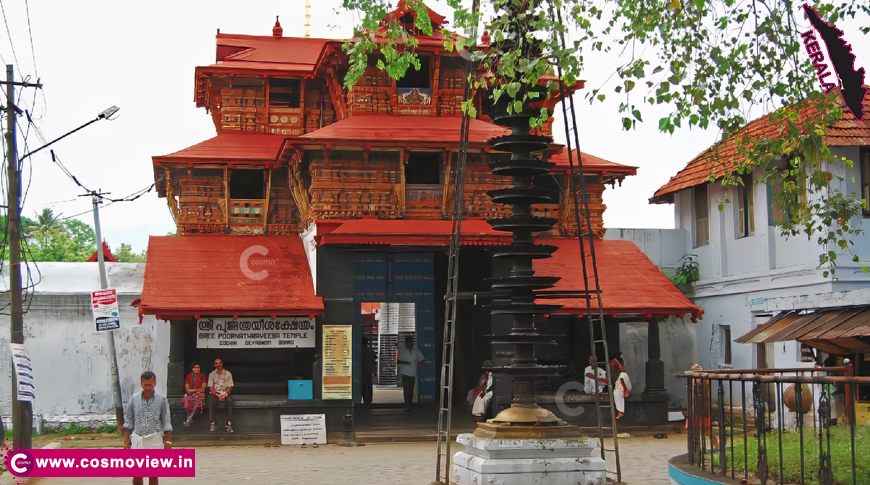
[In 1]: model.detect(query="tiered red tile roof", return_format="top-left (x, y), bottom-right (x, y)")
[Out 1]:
top-left (650, 90), bottom-right (870, 204)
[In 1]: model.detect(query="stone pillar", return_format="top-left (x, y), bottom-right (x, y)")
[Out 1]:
top-left (166, 320), bottom-right (186, 399)
top-left (644, 318), bottom-right (666, 394)
top-left (643, 318), bottom-right (668, 426)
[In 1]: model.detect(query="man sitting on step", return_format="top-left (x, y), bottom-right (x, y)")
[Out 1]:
top-left (207, 358), bottom-right (234, 433)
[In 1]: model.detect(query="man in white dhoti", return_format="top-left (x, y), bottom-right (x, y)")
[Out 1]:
top-left (123, 371), bottom-right (173, 485)
top-left (584, 356), bottom-right (608, 396)
top-left (471, 361), bottom-right (494, 422)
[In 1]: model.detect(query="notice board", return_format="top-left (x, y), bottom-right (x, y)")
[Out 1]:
top-left (280, 414), bottom-right (326, 445)
top-left (322, 325), bottom-right (352, 400)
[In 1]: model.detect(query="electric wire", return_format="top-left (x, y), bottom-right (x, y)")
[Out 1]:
top-left (0, 0), bottom-right (22, 79)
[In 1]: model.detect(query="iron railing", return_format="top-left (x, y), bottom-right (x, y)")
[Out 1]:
top-left (682, 366), bottom-right (870, 485)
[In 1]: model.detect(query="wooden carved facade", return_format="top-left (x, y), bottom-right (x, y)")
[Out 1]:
top-left (159, 10), bottom-right (626, 239)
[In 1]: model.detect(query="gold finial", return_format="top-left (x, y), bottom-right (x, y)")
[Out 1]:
top-left (305, 0), bottom-right (311, 38)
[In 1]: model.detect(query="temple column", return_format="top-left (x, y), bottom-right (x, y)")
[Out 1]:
top-left (642, 317), bottom-right (668, 426)
top-left (644, 318), bottom-right (666, 394)
top-left (166, 320), bottom-right (186, 399)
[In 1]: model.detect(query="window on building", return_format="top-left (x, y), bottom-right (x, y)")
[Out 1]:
top-left (722, 325), bottom-right (732, 365)
top-left (736, 174), bottom-right (755, 238)
top-left (861, 150), bottom-right (870, 216)
top-left (405, 152), bottom-right (442, 184)
top-left (397, 55), bottom-right (430, 89)
top-left (767, 159), bottom-right (805, 225)
top-left (694, 184), bottom-right (709, 247)
top-left (269, 78), bottom-right (301, 108)
top-left (230, 169), bottom-right (266, 199)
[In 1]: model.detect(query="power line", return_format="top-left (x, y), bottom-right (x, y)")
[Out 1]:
top-left (0, 0), bottom-right (22, 78)
top-left (23, 0), bottom-right (36, 79)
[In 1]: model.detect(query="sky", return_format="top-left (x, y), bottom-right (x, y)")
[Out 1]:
top-left (1, 0), bottom-right (867, 253)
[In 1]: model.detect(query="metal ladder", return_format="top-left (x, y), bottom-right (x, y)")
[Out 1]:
top-left (434, 20), bottom-right (476, 483)
top-left (549, 2), bottom-right (622, 481)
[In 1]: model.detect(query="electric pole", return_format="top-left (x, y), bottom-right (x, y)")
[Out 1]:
top-left (85, 190), bottom-right (125, 432)
top-left (7, 64), bottom-right (31, 450)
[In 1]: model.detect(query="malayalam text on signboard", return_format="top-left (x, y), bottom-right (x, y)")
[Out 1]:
top-left (279, 414), bottom-right (326, 445)
top-left (92, 289), bottom-right (121, 332)
top-left (10, 343), bottom-right (35, 402)
top-left (322, 325), bottom-right (352, 400)
top-left (196, 317), bottom-right (315, 348)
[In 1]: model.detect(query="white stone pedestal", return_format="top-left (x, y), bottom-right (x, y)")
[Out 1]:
top-left (453, 432), bottom-right (607, 485)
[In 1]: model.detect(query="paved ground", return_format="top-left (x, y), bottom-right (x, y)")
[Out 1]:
top-left (15, 434), bottom-right (685, 485)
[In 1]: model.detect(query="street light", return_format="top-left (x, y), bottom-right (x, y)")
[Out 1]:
top-left (6, 99), bottom-right (120, 450)
top-left (20, 106), bottom-right (120, 160)
top-left (98, 106), bottom-right (120, 120)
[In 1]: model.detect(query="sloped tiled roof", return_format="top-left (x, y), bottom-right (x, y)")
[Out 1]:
top-left (549, 148), bottom-right (637, 176)
top-left (298, 115), bottom-right (511, 145)
top-left (534, 237), bottom-right (702, 319)
top-left (650, 90), bottom-right (870, 204)
top-left (140, 235), bottom-right (323, 319)
top-left (153, 133), bottom-right (288, 164)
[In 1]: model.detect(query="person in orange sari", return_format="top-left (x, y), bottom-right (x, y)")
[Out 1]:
top-left (181, 363), bottom-right (206, 426)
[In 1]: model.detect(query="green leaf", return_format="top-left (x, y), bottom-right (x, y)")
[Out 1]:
top-left (626, 80), bottom-right (636, 92)
top-left (513, 100), bottom-right (524, 113)
top-left (597, 94), bottom-right (606, 102)
top-left (622, 117), bottom-right (632, 130)
top-left (653, 66), bottom-right (664, 74)
top-left (863, 267), bottom-right (869, 274)
top-left (658, 117), bottom-right (669, 131)
top-left (632, 109), bottom-right (643, 122)
top-left (718, 203), bottom-right (724, 211)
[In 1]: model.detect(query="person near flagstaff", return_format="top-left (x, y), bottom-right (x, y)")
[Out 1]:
top-left (470, 360), bottom-right (494, 422)
top-left (610, 354), bottom-right (632, 419)
top-left (123, 371), bottom-right (172, 485)
top-left (584, 355), bottom-right (608, 396)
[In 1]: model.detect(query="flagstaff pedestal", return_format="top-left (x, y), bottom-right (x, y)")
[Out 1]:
top-left (452, 420), bottom-right (606, 485)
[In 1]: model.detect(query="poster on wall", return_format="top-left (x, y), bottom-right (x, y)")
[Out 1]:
top-left (322, 325), bottom-right (353, 400)
top-left (196, 317), bottom-right (315, 349)
top-left (92, 289), bottom-right (121, 332)
top-left (279, 414), bottom-right (326, 445)
top-left (10, 343), bottom-right (35, 402)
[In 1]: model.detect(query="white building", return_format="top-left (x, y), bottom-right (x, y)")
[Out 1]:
top-left (647, 102), bottom-right (870, 372)
top-left (0, 262), bottom-right (168, 430)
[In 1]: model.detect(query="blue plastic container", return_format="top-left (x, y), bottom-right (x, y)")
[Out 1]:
top-left (288, 380), bottom-right (313, 400)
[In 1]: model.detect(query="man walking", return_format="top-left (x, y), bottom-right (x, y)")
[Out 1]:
top-left (397, 335), bottom-right (427, 412)
top-left (123, 371), bottom-right (172, 485)
top-left (207, 358), bottom-right (234, 432)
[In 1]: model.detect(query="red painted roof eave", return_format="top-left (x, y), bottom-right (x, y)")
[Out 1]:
top-left (551, 306), bottom-right (703, 320)
top-left (318, 234), bottom-right (511, 246)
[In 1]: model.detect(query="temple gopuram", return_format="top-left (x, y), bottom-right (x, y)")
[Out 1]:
top-left (138, 3), bottom-right (701, 438)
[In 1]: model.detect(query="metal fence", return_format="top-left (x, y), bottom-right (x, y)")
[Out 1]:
top-left (683, 366), bottom-right (870, 485)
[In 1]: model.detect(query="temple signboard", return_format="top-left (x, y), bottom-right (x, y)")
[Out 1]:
top-left (322, 325), bottom-right (353, 400)
top-left (196, 317), bottom-right (315, 348)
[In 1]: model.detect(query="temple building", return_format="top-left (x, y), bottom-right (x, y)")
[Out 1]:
top-left (138, 4), bottom-right (701, 437)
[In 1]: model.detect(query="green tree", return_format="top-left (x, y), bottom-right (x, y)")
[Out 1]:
top-left (28, 219), bottom-right (97, 262)
top-left (28, 208), bottom-right (63, 234)
top-left (341, 0), bottom-right (869, 275)
top-left (0, 214), bottom-right (38, 259)
top-left (115, 243), bottom-right (147, 263)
